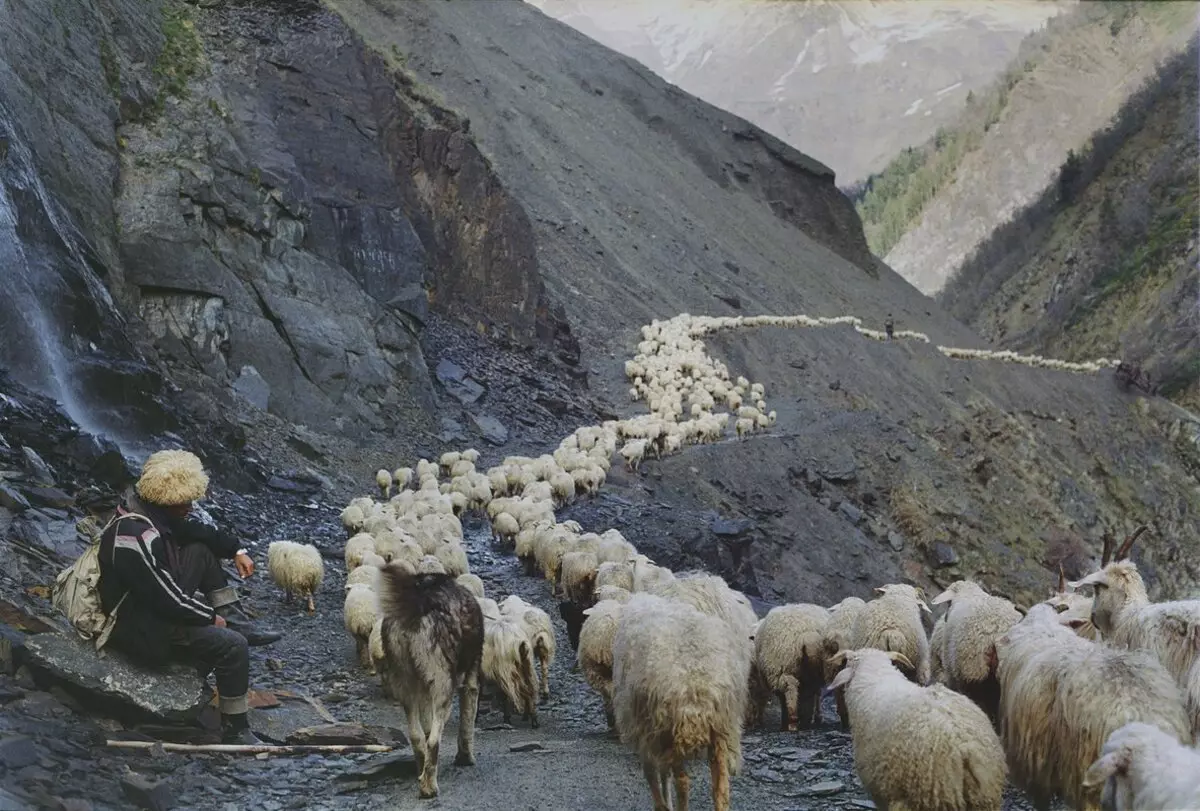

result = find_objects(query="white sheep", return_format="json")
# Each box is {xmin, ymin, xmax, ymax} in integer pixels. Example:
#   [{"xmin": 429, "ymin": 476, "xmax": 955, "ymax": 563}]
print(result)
[
  {"xmin": 595, "ymin": 561, "xmax": 634, "ymax": 593},
  {"xmin": 343, "ymin": 583, "xmax": 379, "ymax": 671},
  {"xmin": 1082, "ymin": 721, "xmax": 1200, "ymax": 810},
  {"xmin": 344, "ymin": 532, "xmax": 377, "ymax": 572},
  {"xmin": 482, "ymin": 613, "xmax": 540, "ymax": 728},
  {"xmin": 828, "ymin": 647, "xmax": 1006, "ymax": 811},
  {"xmin": 456, "ymin": 573, "xmax": 485, "ymax": 599},
  {"xmin": 994, "ymin": 603, "xmax": 1192, "ymax": 810},
  {"xmin": 594, "ymin": 584, "xmax": 632, "ymax": 604},
  {"xmin": 851, "ymin": 584, "xmax": 932, "ymax": 684},
  {"xmin": 1073, "ymin": 559, "xmax": 1200, "ymax": 736},
  {"xmin": 499, "ymin": 595, "xmax": 556, "ymax": 699},
  {"xmin": 267, "ymin": 540, "xmax": 326, "ymax": 613},
  {"xmin": 346, "ymin": 562, "xmax": 381, "ymax": 589},
  {"xmin": 577, "ymin": 598, "xmax": 624, "ymax": 729},
  {"xmin": 753, "ymin": 603, "xmax": 830, "ymax": 731},
  {"xmin": 823, "ymin": 596, "xmax": 867, "ymax": 730},
  {"xmin": 613, "ymin": 593, "xmax": 747, "ymax": 811},
  {"xmin": 559, "ymin": 550, "xmax": 599, "ymax": 604},
  {"xmin": 375, "ymin": 469, "xmax": 392, "ymax": 499},
  {"xmin": 929, "ymin": 580, "xmax": 1022, "ymax": 722}
]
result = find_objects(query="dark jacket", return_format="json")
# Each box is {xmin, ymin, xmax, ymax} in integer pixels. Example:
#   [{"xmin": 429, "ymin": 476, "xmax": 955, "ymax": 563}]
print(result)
[{"xmin": 97, "ymin": 491, "xmax": 239, "ymax": 663}]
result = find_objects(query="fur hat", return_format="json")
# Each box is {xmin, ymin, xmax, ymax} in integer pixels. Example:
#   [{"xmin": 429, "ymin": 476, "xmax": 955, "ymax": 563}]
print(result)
[{"xmin": 136, "ymin": 450, "xmax": 209, "ymax": 506}]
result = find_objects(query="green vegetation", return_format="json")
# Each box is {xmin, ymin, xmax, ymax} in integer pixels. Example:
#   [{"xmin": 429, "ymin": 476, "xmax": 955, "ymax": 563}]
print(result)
[
  {"xmin": 149, "ymin": 1, "xmax": 204, "ymax": 117},
  {"xmin": 99, "ymin": 38, "xmax": 121, "ymax": 99},
  {"xmin": 851, "ymin": 0, "xmax": 1189, "ymax": 258}
]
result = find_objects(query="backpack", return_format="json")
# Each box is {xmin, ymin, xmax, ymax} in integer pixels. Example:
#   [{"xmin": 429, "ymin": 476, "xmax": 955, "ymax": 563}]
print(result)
[{"xmin": 51, "ymin": 511, "xmax": 150, "ymax": 650}]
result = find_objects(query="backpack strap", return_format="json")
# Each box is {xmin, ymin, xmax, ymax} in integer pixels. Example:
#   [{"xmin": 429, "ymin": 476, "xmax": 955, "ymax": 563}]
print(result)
[{"xmin": 95, "ymin": 511, "xmax": 155, "ymax": 650}]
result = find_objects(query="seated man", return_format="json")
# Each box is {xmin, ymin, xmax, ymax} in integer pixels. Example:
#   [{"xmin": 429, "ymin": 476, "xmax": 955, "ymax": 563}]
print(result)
[{"xmin": 97, "ymin": 449, "xmax": 282, "ymax": 744}]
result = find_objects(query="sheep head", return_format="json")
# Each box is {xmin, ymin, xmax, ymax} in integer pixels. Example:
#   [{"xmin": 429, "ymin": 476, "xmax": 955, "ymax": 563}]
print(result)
[
  {"xmin": 930, "ymin": 580, "xmax": 987, "ymax": 606},
  {"xmin": 874, "ymin": 583, "xmax": 933, "ymax": 615},
  {"xmin": 826, "ymin": 649, "xmax": 915, "ymax": 691},
  {"xmin": 1070, "ymin": 560, "xmax": 1148, "ymax": 633}
]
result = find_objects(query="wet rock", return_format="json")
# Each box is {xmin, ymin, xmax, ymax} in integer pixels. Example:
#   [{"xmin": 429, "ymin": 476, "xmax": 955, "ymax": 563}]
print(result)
[
  {"xmin": 20, "ymin": 487, "xmax": 74, "ymax": 510},
  {"xmin": 471, "ymin": 414, "xmax": 509, "ymax": 445},
  {"xmin": 0, "ymin": 485, "xmax": 29, "ymax": 512},
  {"xmin": 435, "ymin": 360, "xmax": 486, "ymax": 406},
  {"xmin": 231, "ymin": 366, "xmax": 271, "ymax": 412},
  {"xmin": 0, "ymin": 736, "xmax": 39, "ymax": 769},
  {"xmin": 801, "ymin": 780, "xmax": 845, "ymax": 796},
  {"xmin": 334, "ymin": 750, "xmax": 418, "ymax": 782},
  {"xmin": 933, "ymin": 542, "xmax": 959, "ymax": 567},
  {"xmin": 20, "ymin": 448, "xmax": 55, "ymax": 485},
  {"xmin": 838, "ymin": 502, "xmax": 864, "ymax": 524},
  {"xmin": 119, "ymin": 772, "xmax": 174, "ymax": 811},
  {"xmin": 22, "ymin": 633, "xmax": 212, "ymax": 722},
  {"xmin": 509, "ymin": 741, "xmax": 545, "ymax": 752},
  {"xmin": 710, "ymin": 516, "xmax": 754, "ymax": 537},
  {"xmin": 286, "ymin": 723, "xmax": 406, "ymax": 747}
]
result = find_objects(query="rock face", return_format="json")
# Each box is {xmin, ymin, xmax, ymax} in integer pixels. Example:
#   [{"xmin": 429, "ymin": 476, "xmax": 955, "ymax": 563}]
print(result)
[{"xmin": 23, "ymin": 633, "xmax": 213, "ymax": 722}]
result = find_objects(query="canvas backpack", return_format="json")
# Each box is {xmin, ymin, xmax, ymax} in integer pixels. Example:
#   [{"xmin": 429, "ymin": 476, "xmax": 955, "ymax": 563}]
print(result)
[{"xmin": 51, "ymin": 511, "xmax": 150, "ymax": 650}]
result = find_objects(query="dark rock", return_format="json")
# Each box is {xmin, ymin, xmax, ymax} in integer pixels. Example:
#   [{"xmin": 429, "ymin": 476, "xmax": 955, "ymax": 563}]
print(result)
[
  {"xmin": 710, "ymin": 517, "xmax": 754, "ymax": 537},
  {"xmin": 471, "ymin": 414, "xmax": 509, "ymax": 445},
  {"xmin": 715, "ymin": 294, "xmax": 742, "ymax": 310},
  {"xmin": 20, "ymin": 487, "xmax": 74, "ymax": 510},
  {"xmin": 933, "ymin": 542, "xmax": 959, "ymax": 567},
  {"xmin": 264, "ymin": 475, "xmax": 322, "ymax": 495},
  {"xmin": 286, "ymin": 723, "xmax": 406, "ymax": 747},
  {"xmin": 508, "ymin": 742, "xmax": 545, "ymax": 752},
  {"xmin": 0, "ymin": 736, "xmax": 39, "ymax": 770},
  {"xmin": 119, "ymin": 772, "xmax": 174, "ymax": 811},
  {"xmin": 816, "ymin": 451, "xmax": 857, "ymax": 483},
  {"xmin": 22, "ymin": 633, "xmax": 212, "ymax": 722},
  {"xmin": 0, "ymin": 485, "xmax": 29, "ymax": 512},
  {"xmin": 334, "ymin": 750, "xmax": 419, "ymax": 782},
  {"xmin": 435, "ymin": 359, "xmax": 486, "ymax": 405},
  {"xmin": 19, "ymin": 448, "xmax": 55, "ymax": 485},
  {"xmin": 231, "ymin": 366, "xmax": 271, "ymax": 411},
  {"xmin": 801, "ymin": 780, "xmax": 845, "ymax": 796},
  {"xmin": 838, "ymin": 502, "xmax": 864, "ymax": 524}
]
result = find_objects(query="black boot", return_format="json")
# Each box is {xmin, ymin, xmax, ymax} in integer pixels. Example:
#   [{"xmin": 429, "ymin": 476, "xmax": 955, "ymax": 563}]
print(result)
[
  {"xmin": 208, "ymin": 588, "xmax": 283, "ymax": 647},
  {"xmin": 221, "ymin": 712, "xmax": 265, "ymax": 746}
]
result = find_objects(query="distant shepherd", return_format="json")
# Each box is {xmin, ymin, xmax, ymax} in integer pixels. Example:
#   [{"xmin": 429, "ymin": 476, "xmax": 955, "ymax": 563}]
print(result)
[{"xmin": 885, "ymin": 314, "xmax": 895, "ymax": 340}]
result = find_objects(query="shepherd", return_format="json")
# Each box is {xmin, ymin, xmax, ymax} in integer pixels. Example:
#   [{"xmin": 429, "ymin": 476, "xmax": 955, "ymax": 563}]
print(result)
[
  {"xmin": 884, "ymin": 313, "xmax": 895, "ymax": 340},
  {"xmin": 97, "ymin": 449, "xmax": 282, "ymax": 744}
]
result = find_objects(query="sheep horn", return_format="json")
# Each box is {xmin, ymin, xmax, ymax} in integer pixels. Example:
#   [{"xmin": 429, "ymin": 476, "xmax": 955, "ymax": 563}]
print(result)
[
  {"xmin": 1100, "ymin": 531, "xmax": 1115, "ymax": 567},
  {"xmin": 1114, "ymin": 525, "xmax": 1147, "ymax": 561},
  {"xmin": 828, "ymin": 650, "xmax": 849, "ymax": 669},
  {"xmin": 884, "ymin": 651, "xmax": 914, "ymax": 671},
  {"xmin": 1057, "ymin": 565, "xmax": 1066, "ymax": 594}
]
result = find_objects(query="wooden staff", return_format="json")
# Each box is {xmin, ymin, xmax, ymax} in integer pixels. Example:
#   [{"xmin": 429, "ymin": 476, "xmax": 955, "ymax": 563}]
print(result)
[{"xmin": 106, "ymin": 740, "xmax": 395, "ymax": 755}]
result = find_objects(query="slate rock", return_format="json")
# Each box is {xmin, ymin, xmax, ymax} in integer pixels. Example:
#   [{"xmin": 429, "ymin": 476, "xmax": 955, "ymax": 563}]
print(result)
[
  {"xmin": 19, "ymin": 448, "xmax": 55, "ymax": 485},
  {"xmin": 816, "ymin": 450, "xmax": 857, "ymax": 483},
  {"xmin": 710, "ymin": 517, "xmax": 754, "ymax": 537},
  {"xmin": 21, "ymin": 487, "xmax": 74, "ymax": 510},
  {"xmin": 23, "ymin": 634, "xmax": 212, "ymax": 722},
  {"xmin": 231, "ymin": 366, "xmax": 271, "ymax": 411},
  {"xmin": 120, "ymin": 772, "xmax": 174, "ymax": 811},
  {"xmin": 0, "ymin": 485, "xmax": 30, "ymax": 512},
  {"xmin": 933, "ymin": 542, "xmax": 959, "ymax": 567},
  {"xmin": 0, "ymin": 787, "xmax": 30, "ymax": 811},
  {"xmin": 801, "ymin": 780, "xmax": 844, "ymax": 796},
  {"xmin": 0, "ymin": 736, "xmax": 40, "ymax": 770},
  {"xmin": 838, "ymin": 501, "xmax": 864, "ymax": 524},
  {"xmin": 435, "ymin": 360, "xmax": 485, "ymax": 406},
  {"xmin": 887, "ymin": 532, "xmax": 905, "ymax": 552},
  {"xmin": 471, "ymin": 414, "xmax": 508, "ymax": 445},
  {"xmin": 334, "ymin": 750, "xmax": 418, "ymax": 782},
  {"xmin": 286, "ymin": 723, "xmax": 406, "ymax": 747}
]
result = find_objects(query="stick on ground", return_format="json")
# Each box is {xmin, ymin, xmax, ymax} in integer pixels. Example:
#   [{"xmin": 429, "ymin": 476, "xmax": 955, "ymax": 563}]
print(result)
[{"xmin": 106, "ymin": 740, "xmax": 395, "ymax": 755}]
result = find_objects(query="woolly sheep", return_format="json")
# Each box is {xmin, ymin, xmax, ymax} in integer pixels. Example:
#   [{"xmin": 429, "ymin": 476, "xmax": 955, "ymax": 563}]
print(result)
[
  {"xmin": 344, "ymin": 533, "xmax": 376, "ymax": 572},
  {"xmin": 492, "ymin": 512, "xmax": 520, "ymax": 546},
  {"xmin": 267, "ymin": 540, "xmax": 325, "ymax": 613},
  {"xmin": 828, "ymin": 648, "xmax": 1006, "ymax": 811},
  {"xmin": 482, "ymin": 613, "xmax": 540, "ymax": 728},
  {"xmin": 994, "ymin": 603, "xmax": 1192, "ymax": 810},
  {"xmin": 433, "ymin": 541, "xmax": 470, "ymax": 577},
  {"xmin": 418, "ymin": 555, "xmax": 447, "ymax": 574},
  {"xmin": 851, "ymin": 584, "xmax": 932, "ymax": 684},
  {"xmin": 928, "ymin": 615, "xmax": 947, "ymax": 684},
  {"xmin": 392, "ymin": 467, "xmax": 413, "ymax": 491},
  {"xmin": 754, "ymin": 603, "xmax": 830, "ymax": 731},
  {"xmin": 595, "ymin": 561, "xmax": 634, "ymax": 593},
  {"xmin": 499, "ymin": 595, "xmax": 556, "ymax": 699},
  {"xmin": 340, "ymin": 504, "xmax": 366, "ymax": 532},
  {"xmin": 1083, "ymin": 721, "xmax": 1200, "ymax": 810},
  {"xmin": 594, "ymin": 584, "xmax": 632, "ymax": 604},
  {"xmin": 559, "ymin": 550, "xmax": 599, "ymax": 605},
  {"xmin": 375, "ymin": 469, "xmax": 392, "ymax": 499},
  {"xmin": 346, "ymin": 563, "xmax": 380, "ymax": 589},
  {"xmin": 577, "ymin": 598, "xmax": 624, "ymax": 729},
  {"xmin": 1073, "ymin": 559, "xmax": 1200, "ymax": 736},
  {"xmin": 456, "ymin": 573, "xmax": 485, "ymax": 599},
  {"xmin": 343, "ymin": 583, "xmax": 379, "ymax": 671},
  {"xmin": 929, "ymin": 580, "xmax": 1022, "ymax": 722},
  {"xmin": 823, "ymin": 596, "xmax": 867, "ymax": 730},
  {"xmin": 613, "ymin": 593, "xmax": 747, "ymax": 811}
]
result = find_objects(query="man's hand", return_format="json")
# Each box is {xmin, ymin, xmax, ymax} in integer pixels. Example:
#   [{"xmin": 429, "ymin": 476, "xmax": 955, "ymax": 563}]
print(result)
[
  {"xmin": 234, "ymin": 552, "xmax": 255, "ymax": 579},
  {"xmin": 213, "ymin": 614, "xmax": 228, "ymax": 628}
]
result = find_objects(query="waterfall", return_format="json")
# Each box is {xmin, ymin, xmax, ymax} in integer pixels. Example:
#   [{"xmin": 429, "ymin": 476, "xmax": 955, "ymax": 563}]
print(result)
[{"xmin": 0, "ymin": 102, "xmax": 128, "ymax": 445}]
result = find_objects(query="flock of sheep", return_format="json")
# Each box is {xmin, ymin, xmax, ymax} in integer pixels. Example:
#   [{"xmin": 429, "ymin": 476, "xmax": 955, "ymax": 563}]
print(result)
[{"xmin": 262, "ymin": 311, "xmax": 1178, "ymax": 809}]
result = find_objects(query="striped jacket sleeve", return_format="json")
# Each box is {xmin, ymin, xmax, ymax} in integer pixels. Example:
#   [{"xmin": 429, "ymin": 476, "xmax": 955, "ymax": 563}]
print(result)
[{"xmin": 111, "ymin": 519, "xmax": 216, "ymax": 626}]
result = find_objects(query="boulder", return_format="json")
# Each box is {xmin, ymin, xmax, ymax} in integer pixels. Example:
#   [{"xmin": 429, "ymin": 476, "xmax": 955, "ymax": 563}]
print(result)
[
  {"xmin": 22, "ymin": 633, "xmax": 212, "ymax": 722},
  {"xmin": 435, "ymin": 359, "xmax": 486, "ymax": 406},
  {"xmin": 231, "ymin": 365, "xmax": 271, "ymax": 411},
  {"xmin": 471, "ymin": 413, "xmax": 509, "ymax": 445}
]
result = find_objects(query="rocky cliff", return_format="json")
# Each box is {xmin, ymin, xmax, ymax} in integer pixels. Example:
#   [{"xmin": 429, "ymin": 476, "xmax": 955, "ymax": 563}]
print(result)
[
  {"xmin": 877, "ymin": 0, "xmax": 1198, "ymax": 294},
  {"xmin": 938, "ymin": 38, "xmax": 1199, "ymax": 411}
]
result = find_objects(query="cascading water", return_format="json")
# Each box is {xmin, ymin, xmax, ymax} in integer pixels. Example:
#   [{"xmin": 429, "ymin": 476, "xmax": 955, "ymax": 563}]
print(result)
[{"xmin": 0, "ymin": 102, "xmax": 134, "ymax": 448}]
